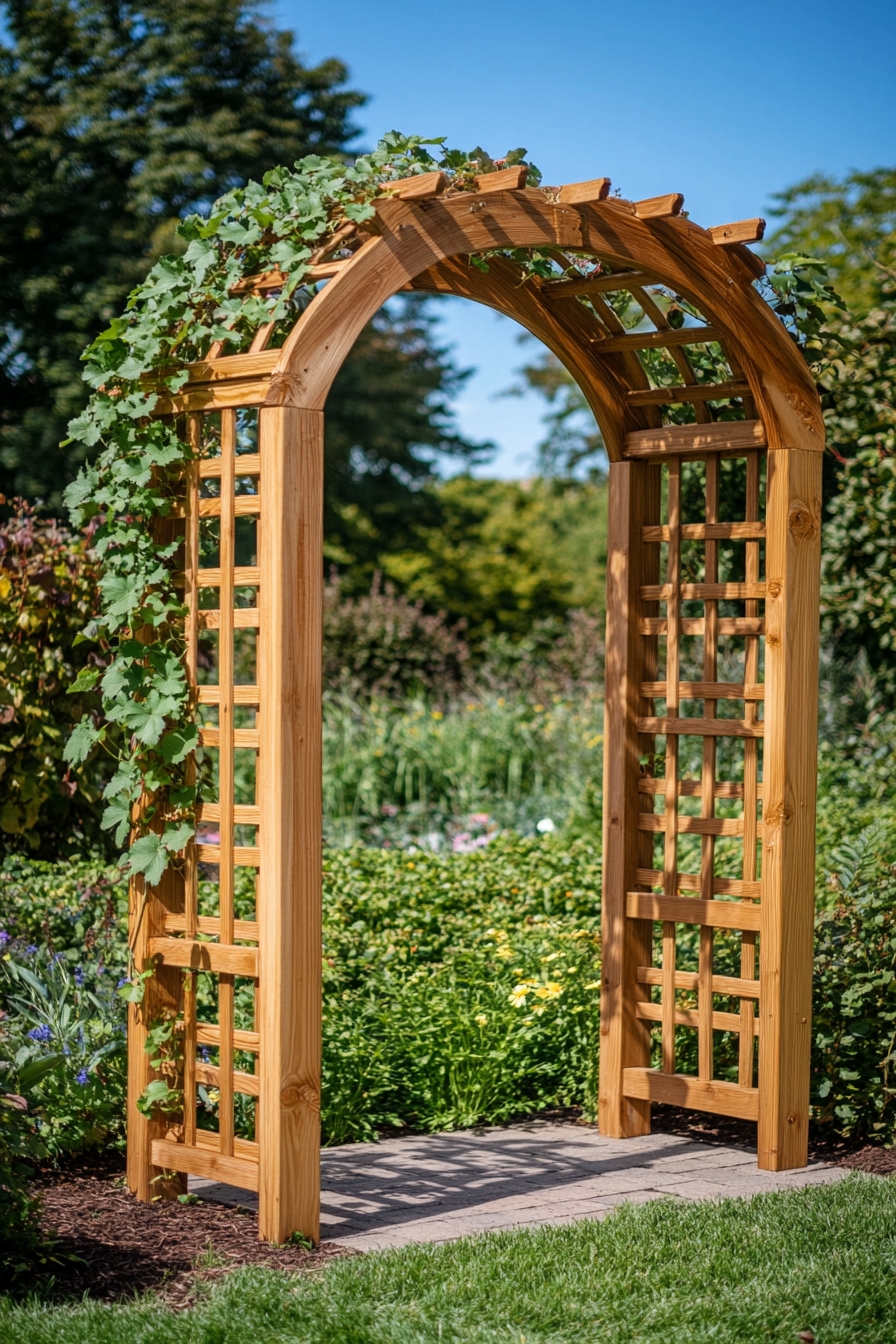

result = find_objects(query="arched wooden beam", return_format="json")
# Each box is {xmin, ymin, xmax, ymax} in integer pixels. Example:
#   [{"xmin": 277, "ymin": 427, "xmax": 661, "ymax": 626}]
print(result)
[
  {"xmin": 268, "ymin": 190, "xmax": 823, "ymax": 454},
  {"xmin": 408, "ymin": 255, "xmax": 656, "ymax": 459}
]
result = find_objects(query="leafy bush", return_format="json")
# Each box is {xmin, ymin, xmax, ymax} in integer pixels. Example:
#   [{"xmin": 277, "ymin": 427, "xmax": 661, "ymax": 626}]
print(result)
[
  {"xmin": 0, "ymin": 944, "xmax": 127, "ymax": 1157},
  {"xmin": 811, "ymin": 825, "xmax": 896, "ymax": 1142},
  {"xmin": 0, "ymin": 1069, "xmax": 47, "ymax": 1281},
  {"xmin": 0, "ymin": 500, "xmax": 109, "ymax": 856},
  {"xmin": 323, "ymin": 570, "xmax": 469, "ymax": 700}
]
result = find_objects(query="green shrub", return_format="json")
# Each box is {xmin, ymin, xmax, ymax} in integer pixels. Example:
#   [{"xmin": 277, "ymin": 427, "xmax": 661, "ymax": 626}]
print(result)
[
  {"xmin": 0, "ymin": 500, "xmax": 110, "ymax": 857},
  {"xmin": 0, "ymin": 1077, "xmax": 46, "ymax": 1281}
]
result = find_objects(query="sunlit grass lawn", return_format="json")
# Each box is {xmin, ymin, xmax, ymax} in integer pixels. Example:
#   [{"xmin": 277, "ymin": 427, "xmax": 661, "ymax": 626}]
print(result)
[{"xmin": 3, "ymin": 1175, "xmax": 895, "ymax": 1343}]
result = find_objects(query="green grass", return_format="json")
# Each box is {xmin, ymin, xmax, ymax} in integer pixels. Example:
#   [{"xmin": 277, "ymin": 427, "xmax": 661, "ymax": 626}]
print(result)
[{"xmin": 3, "ymin": 1176, "xmax": 895, "ymax": 1342}]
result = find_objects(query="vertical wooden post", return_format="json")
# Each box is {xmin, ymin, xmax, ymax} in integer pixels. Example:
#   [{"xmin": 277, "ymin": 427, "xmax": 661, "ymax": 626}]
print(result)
[
  {"xmin": 126, "ymin": 861, "xmax": 185, "ymax": 1201},
  {"xmin": 758, "ymin": 447, "xmax": 822, "ymax": 1171},
  {"xmin": 599, "ymin": 460, "xmax": 660, "ymax": 1137},
  {"xmin": 257, "ymin": 405, "xmax": 323, "ymax": 1243}
]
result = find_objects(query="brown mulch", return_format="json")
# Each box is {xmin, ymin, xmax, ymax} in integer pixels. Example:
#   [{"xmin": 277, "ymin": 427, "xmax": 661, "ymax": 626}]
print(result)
[
  {"xmin": 27, "ymin": 1110, "xmax": 896, "ymax": 1303},
  {"xmin": 31, "ymin": 1153, "xmax": 350, "ymax": 1305}
]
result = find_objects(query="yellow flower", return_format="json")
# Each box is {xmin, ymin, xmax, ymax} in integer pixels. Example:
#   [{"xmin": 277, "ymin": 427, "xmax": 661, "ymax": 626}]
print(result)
[
  {"xmin": 475, "ymin": 1013, "xmax": 488, "ymax": 1027},
  {"xmin": 207, "ymin": 1088, "xmax": 221, "ymax": 1105},
  {"xmin": 535, "ymin": 981, "xmax": 563, "ymax": 1000},
  {"xmin": 532, "ymin": 1004, "xmax": 546, "ymax": 1015},
  {"xmin": 495, "ymin": 946, "xmax": 514, "ymax": 959},
  {"xmin": 431, "ymin": 710, "xmax": 443, "ymax": 720},
  {"xmin": 584, "ymin": 981, "xmax": 601, "ymax": 991},
  {"xmin": 541, "ymin": 952, "xmax": 560, "ymax": 963},
  {"xmin": 509, "ymin": 979, "xmax": 537, "ymax": 1008}
]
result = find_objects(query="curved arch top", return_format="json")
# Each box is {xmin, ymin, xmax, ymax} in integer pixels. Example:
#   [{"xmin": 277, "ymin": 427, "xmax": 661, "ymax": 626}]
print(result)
[{"xmin": 264, "ymin": 188, "xmax": 824, "ymax": 459}]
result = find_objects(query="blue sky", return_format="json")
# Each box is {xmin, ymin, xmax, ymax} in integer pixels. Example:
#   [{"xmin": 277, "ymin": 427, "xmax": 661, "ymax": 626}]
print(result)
[{"xmin": 279, "ymin": 0, "xmax": 895, "ymax": 476}]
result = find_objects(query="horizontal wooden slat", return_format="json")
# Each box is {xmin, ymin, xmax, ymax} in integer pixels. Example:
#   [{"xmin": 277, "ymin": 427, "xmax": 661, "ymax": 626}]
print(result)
[
  {"xmin": 593, "ymin": 326, "xmax": 720, "ymax": 354},
  {"xmin": 229, "ymin": 266, "xmax": 344, "ymax": 294},
  {"xmin": 194, "ymin": 567, "xmax": 261, "ymax": 587},
  {"xmin": 191, "ymin": 495, "xmax": 262, "ymax": 518},
  {"xmin": 637, "ymin": 777, "xmax": 763, "ymax": 800},
  {"xmin": 626, "ymin": 892, "xmax": 761, "ymax": 931},
  {"xmin": 155, "ymin": 381, "xmax": 272, "ymax": 417},
  {"xmin": 637, "ymin": 966, "xmax": 760, "ymax": 1000},
  {"xmin": 195, "ymin": 1023, "xmax": 260, "ymax": 1053},
  {"xmin": 623, "ymin": 1068, "xmax": 759, "ymax": 1121},
  {"xmin": 195, "ymin": 1060, "xmax": 260, "ymax": 1097},
  {"xmin": 627, "ymin": 380, "xmax": 750, "ymax": 406},
  {"xmin": 148, "ymin": 937, "xmax": 259, "ymax": 977},
  {"xmin": 639, "ymin": 617, "xmax": 765, "ymax": 637},
  {"xmin": 197, "ymin": 685, "xmax": 260, "ymax": 705},
  {"xmin": 540, "ymin": 269, "xmax": 658, "ymax": 299},
  {"xmin": 635, "ymin": 868, "xmax": 761, "ymax": 900},
  {"xmin": 199, "ymin": 802, "xmax": 260, "ymax": 824},
  {"xmin": 197, "ymin": 608, "xmax": 260, "ymax": 631},
  {"xmin": 640, "ymin": 582, "xmax": 767, "ymax": 602},
  {"xmin": 158, "ymin": 352, "xmax": 280, "ymax": 385},
  {"xmin": 199, "ymin": 455, "xmax": 261, "ymax": 477},
  {"xmin": 638, "ymin": 813, "xmax": 761, "ymax": 838},
  {"xmin": 198, "ymin": 727, "xmax": 260, "ymax": 748},
  {"xmin": 638, "ymin": 716, "xmax": 764, "ymax": 739},
  {"xmin": 643, "ymin": 522, "xmax": 766, "ymax": 542},
  {"xmin": 192, "ymin": 1129, "xmax": 259, "ymax": 1163},
  {"xmin": 164, "ymin": 912, "xmax": 259, "ymax": 942},
  {"xmin": 635, "ymin": 1000, "xmax": 759, "ymax": 1036},
  {"xmin": 151, "ymin": 1138, "xmax": 259, "ymax": 1191},
  {"xmin": 634, "ymin": 192, "xmax": 684, "ymax": 219},
  {"xmin": 640, "ymin": 681, "xmax": 764, "ymax": 701},
  {"xmin": 196, "ymin": 844, "xmax": 261, "ymax": 868},
  {"xmin": 624, "ymin": 418, "xmax": 766, "ymax": 458},
  {"xmin": 708, "ymin": 218, "xmax": 766, "ymax": 246}
]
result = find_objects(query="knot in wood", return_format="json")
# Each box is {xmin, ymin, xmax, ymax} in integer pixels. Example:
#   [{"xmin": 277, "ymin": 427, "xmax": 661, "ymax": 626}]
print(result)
[
  {"xmin": 788, "ymin": 498, "xmax": 820, "ymax": 541},
  {"xmin": 281, "ymin": 1079, "xmax": 320, "ymax": 1113}
]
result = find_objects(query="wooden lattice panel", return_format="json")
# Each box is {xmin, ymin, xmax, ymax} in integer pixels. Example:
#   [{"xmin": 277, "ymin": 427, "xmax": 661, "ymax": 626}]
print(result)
[{"xmin": 623, "ymin": 446, "xmax": 766, "ymax": 1118}]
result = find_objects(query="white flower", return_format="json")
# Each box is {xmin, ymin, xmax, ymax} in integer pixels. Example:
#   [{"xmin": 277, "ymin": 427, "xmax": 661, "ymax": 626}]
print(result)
[{"xmin": 536, "ymin": 817, "xmax": 555, "ymax": 834}]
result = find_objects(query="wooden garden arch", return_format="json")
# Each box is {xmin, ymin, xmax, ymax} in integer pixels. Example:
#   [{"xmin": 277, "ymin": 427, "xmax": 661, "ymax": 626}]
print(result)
[{"xmin": 129, "ymin": 166, "xmax": 824, "ymax": 1242}]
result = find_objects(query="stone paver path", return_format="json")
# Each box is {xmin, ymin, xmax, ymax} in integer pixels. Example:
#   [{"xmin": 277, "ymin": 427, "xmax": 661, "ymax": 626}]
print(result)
[{"xmin": 190, "ymin": 1121, "xmax": 845, "ymax": 1250}]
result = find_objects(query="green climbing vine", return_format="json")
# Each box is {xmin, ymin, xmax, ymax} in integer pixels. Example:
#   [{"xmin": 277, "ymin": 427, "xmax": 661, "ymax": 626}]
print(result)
[
  {"xmin": 62, "ymin": 133, "xmax": 541, "ymax": 888},
  {"xmin": 62, "ymin": 130, "xmax": 839, "ymax": 894}
]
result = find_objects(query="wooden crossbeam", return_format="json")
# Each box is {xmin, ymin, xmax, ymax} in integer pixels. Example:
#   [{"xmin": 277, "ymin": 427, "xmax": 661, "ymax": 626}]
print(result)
[
  {"xmin": 623, "ymin": 1069, "xmax": 759, "ymax": 1121},
  {"xmin": 557, "ymin": 177, "xmax": 611, "ymax": 204},
  {"xmin": 634, "ymin": 193, "xmax": 684, "ymax": 219},
  {"xmin": 638, "ymin": 715, "xmax": 764, "ymax": 739},
  {"xmin": 640, "ymin": 582, "xmax": 767, "ymax": 602},
  {"xmin": 624, "ymin": 420, "xmax": 767, "ymax": 458},
  {"xmin": 474, "ymin": 164, "xmax": 529, "ymax": 192},
  {"xmin": 709, "ymin": 218, "xmax": 766, "ymax": 245},
  {"xmin": 626, "ymin": 379, "xmax": 750, "ymax": 406},
  {"xmin": 637, "ymin": 966, "xmax": 760, "ymax": 999},
  {"xmin": 642, "ymin": 522, "xmax": 766, "ymax": 542},
  {"xmin": 539, "ymin": 270, "xmax": 658, "ymax": 299},
  {"xmin": 635, "ymin": 1000, "xmax": 759, "ymax": 1036},
  {"xmin": 635, "ymin": 868, "xmax": 761, "ymax": 900},
  {"xmin": 592, "ymin": 326, "xmax": 720, "ymax": 353},
  {"xmin": 378, "ymin": 170, "xmax": 448, "ymax": 199},
  {"xmin": 625, "ymin": 892, "xmax": 762, "ymax": 931},
  {"xmin": 148, "ymin": 938, "xmax": 259, "ymax": 977},
  {"xmin": 639, "ymin": 682, "xmax": 765, "ymax": 701},
  {"xmin": 637, "ymin": 813, "xmax": 764, "ymax": 838},
  {"xmin": 639, "ymin": 617, "xmax": 765, "ymax": 637},
  {"xmin": 637, "ymin": 777, "xmax": 764, "ymax": 800}
]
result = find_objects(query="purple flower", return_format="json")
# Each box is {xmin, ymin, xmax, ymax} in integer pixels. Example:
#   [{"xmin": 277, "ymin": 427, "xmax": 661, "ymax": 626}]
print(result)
[
  {"xmin": 75, "ymin": 1069, "xmax": 89, "ymax": 1086},
  {"xmin": 200, "ymin": 1047, "xmax": 211, "ymax": 1064},
  {"xmin": 117, "ymin": 977, "xmax": 129, "ymax": 989},
  {"xmin": 74, "ymin": 966, "xmax": 85, "ymax": 987},
  {"xmin": 26, "ymin": 944, "xmax": 38, "ymax": 955},
  {"xmin": 0, "ymin": 931, "xmax": 9, "ymax": 947},
  {"xmin": 28, "ymin": 1025, "xmax": 52, "ymax": 1043}
]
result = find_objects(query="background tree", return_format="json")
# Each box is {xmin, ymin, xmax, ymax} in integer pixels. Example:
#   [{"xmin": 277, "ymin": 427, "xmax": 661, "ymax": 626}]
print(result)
[{"xmin": 0, "ymin": 0, "xmax": 364, "ymax": 502}]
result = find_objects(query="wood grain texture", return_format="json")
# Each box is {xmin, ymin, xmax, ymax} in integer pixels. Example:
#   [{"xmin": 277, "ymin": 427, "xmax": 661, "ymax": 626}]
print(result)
[
  {"xmin": 634, "ymin": 193, "xmax": 684, "ymax": 219},
  {"xmin": 557, "ymin": 177, "xmax": 611, "ymax": 204},
  {"xmin": 623, "ymin": 1068, "xmax": 759, "ymax": 1120},
  {"xmin": 257, "ymin": 407, "xmax": 323, "ymax": 1243},
  {"xmin": 758, "ymin": 448, "xmax": 822, "ymax": 1170},
  {"xmin": 625, "ymin": 892, "xmax": 762, "ymax": 931},
  {"xmin": 709, "ymin": 218, "xmax": 766, "ymax": 245},
  {"xmin": 599, "ymin": 461, "xmax": 660, "ymax": 1138},
  {"xmin": 151, "ymin": 1139, "xmax": 259, "ymax": 1192},
  {"xmin": 625, "ymin": 420, "xmax": 767, "ymax": 458}
]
